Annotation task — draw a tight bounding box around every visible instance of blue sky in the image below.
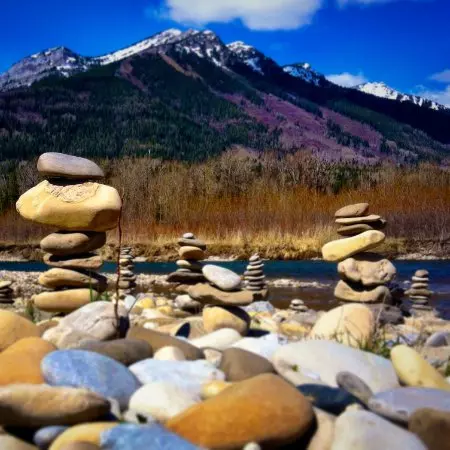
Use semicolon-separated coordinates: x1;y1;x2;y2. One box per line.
2;0;450;105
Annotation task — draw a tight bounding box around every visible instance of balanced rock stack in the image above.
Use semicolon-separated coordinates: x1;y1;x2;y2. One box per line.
167;233;206;284
289;299;308;313
16;152;121;314
244;254;267;292
406;269;434;313
322;203;397;304
0;280;13;304
118;247;136;299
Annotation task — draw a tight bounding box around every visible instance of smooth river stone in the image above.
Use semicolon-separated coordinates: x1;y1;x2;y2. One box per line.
391;345;450;391
190;328;243;351
337;253;396;286
43;253;103;271
337;224;375;236
334;280;391;303
188;283;260;306
40;231;106;256
178;238;207;250
0;384;110;427
310;304;374;348
37;152;105;180
0;310;40;352
0;435;38;450
335;214;381;225
336;371;374;405
34;426;68;449
16;180;121;231
176;260;203;271
129;359;224;397
167;271;205;284
179;246;205;260
409;408;450;450
202;265;242;291
100;424;200;450
219;348;275;381
332;409;426;450
42;350;141;409
39;268;107;291
166;374;314;449
202;305;250;335
369;387;450;423
33;289;99;314
415;269;430;278
272;340;399;393
335;203;370;218
406;288;433;297
322;231;386;262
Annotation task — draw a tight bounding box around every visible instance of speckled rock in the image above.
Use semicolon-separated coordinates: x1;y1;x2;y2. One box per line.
202;265;242;291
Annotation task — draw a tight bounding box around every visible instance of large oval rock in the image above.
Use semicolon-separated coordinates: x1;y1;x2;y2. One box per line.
273;340;398;393
42;350;141;409
335;203;369;218
167;373;315;449
179;246;205;260
40;232;106;256
219;348;275;381
332;409;426;450
322;231;385;262
37;153;105;180
337;253;396;286
43;254;103;271
127;327;204;361
16;180;121;231
0;337;56;385
203;305;250;335
43;327;98;350
334;280;391;304
310;304;374;347
232;333;284;360
39;269;107;291
188;283;258;306
0;384;110;427
202;265;241;291
0;310;40;352
190;328;242;351
33;290;99;314
391;345;450;390
129;359;224;397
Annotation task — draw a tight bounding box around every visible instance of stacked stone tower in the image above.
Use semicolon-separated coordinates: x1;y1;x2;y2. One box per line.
167;233;206;284
322;203;396;304
0;280;13;304
17;152;121;314
406;269;433;313
244;254;267;291
117;247;136;299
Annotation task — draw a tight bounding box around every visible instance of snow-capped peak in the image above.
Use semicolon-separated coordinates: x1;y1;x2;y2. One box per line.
283;62;325;87
227;41;254;53
227;41;266;75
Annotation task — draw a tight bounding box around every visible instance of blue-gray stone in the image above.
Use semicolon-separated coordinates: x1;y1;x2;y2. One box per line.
100;423;200;449
425;331;450;347
369;387;450;423
34;426;68;450
41;350;141;410
297;384;365;415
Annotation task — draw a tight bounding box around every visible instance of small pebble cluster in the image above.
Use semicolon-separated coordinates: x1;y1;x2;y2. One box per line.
322;202;397;304
117;247;136;300
243;254;267;292
0;280;13;303
406;269;434;314
167;233;206;284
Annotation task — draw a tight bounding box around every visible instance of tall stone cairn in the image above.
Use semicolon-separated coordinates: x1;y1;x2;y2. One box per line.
321;203;397;304
16;152;121;314
117;247;136;299
406;269;434;313
0;280;14;304
167;233;206;284
244;253;267;291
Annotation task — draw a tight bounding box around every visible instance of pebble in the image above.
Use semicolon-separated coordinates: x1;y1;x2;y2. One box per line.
334;280;391;304
409;408;450;450
100;423;200;450
176;260;203;271
190;328;242;351
37;152;105;180
0;310;40;352
129;382;199;421
273;340;399;393
166;374;315;449
203;305;250;335
310;304;374;347
321;230;386;262
335;203;370;218
369;387;450;423
336;371;374;405
0;384;110;427
332;409;426;450
33;290;98;313
42;350;141;410
16;180;122;232
40;231;106;256
391;345;450;390
129;359;225;397
415;269;430;278
202;265;242;291
219;348;275;381
34;426;68;450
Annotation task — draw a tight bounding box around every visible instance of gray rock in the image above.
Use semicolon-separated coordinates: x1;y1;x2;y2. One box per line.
43;253;103;270
334;280;392;304
174;295;202;312
183;232;195;239
336;371;373;405
337;224;375;236
37;152;104;180
415;270;430;278
425;331;450;347
188;283;265;306
34;425;68;449
40;231;106;256
232;333;286;360
243;301;275;314
335;214;381;225
412;276;429;283
177;260;203;271
178;238;206;250
202;265;242;291
249;254;261;262
334;203;370;218
167;272;206;284
247;263;264;270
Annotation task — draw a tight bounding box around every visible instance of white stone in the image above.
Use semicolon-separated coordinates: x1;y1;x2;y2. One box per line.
153;346;186;361
232;333;286;360
202;265;242;291
190;328;242;351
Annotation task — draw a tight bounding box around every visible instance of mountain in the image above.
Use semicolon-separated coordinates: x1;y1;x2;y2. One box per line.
356;81;447;112
0;28;449;165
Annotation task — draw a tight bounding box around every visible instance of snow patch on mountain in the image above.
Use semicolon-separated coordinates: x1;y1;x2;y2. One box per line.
283;63;324;86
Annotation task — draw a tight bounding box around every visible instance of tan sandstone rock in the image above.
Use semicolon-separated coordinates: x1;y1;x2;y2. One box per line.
33;289;99;313
334;280;392;304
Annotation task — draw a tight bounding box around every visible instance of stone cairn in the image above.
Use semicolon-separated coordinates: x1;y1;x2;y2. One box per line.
117;247;136;300
0;280;13;304
406;269;434;313
16;152;121;314
244;253;267;292
322;202;397;304
289;299;308;313
167;233;206;284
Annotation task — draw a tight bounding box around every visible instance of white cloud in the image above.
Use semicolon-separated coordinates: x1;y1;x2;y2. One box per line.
160;0;324;30
326;72;368;87
417;85;450;107
429;69;450;83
